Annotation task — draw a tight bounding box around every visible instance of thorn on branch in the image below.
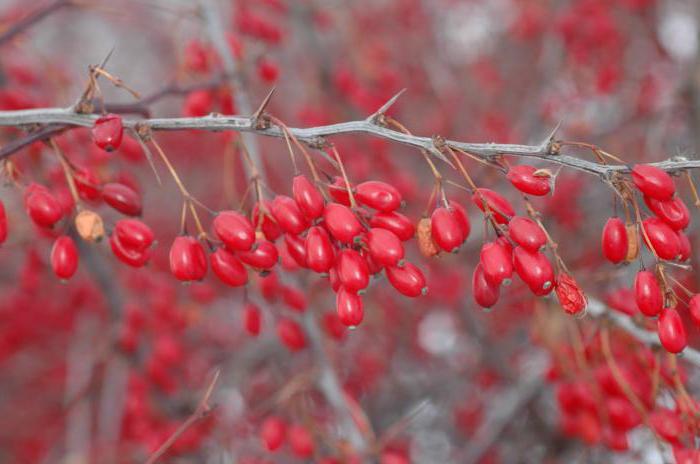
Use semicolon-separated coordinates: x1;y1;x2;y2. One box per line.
367;88;407;123
252;87;276;128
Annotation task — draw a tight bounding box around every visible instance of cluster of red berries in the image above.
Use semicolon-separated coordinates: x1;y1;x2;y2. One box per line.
545;329;700;459
601;164;693;353
166;175;425;329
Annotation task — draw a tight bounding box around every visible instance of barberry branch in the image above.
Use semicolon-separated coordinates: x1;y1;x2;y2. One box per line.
1;104;699;177
0;0;74;46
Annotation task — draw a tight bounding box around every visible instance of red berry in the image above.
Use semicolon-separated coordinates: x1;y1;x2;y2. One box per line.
0;200;7;245
601;217;628;264
293;174;324;220
92;113;123;151
210;248;248;287
277;318;306;351
689;294;700;327
73;168;102;201
369;211;415;241
257;58;279;82
238;239;278;270
508;216;546;252
513;248;554;295
644;195;690;230
355;180;402;212
284;234;308;268
631;164;675;200
114;219;154;251
213;211;255;252
243;303;261;336
335;248;370;292
634;270;663;317
328;176;352;205
282;285;307;312
365;228;404;267
449;200;471;240
305;226;335;273
336;286;364;326
658;307;686;354
260;416;286;451
642;217;680;260
606;397;640;431
102;182;142;216
506;165;551;196
385;262;427;297
288;424;314;458
431;207;464;252
649;408;683;445
472;188;514;224
169;236;208;282
271;195;309;235
182;90;213;117
50;235;78;280
480;240;513;286
252;201;282;241
472;263;500;308
323;203;362;244
25;185;63;228
322;312;346;340
109;233;150;267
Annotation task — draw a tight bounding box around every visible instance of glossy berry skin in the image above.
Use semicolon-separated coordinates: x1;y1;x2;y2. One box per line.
50;236;78;280
480;241;513;286
114;219;154;251
328;176;352;205
243;303;262;336
506;165;551;196
472;188;514;224
92;113;123;151
644;195;690;230
288;424;314;458
658;307;687;354
109;233;150;267
213;210;255;252
688;295;700;327
210;248;248;287
336;249;370;292
293;174;324;220
472;263;500;308
25;186;63;228
678;231;691;262
323;203;362;244
634;270;663;317
260;416;286;451
271;195;309;235
277;318;306;351
0;200;6;245
508;216;546;252
449;200;471;240
102;182;142;216
369;211;415;241
631;164;675;200
385;262;427;297
74;168;102;201
252;201;282;241
431;207;464;252
513;248;554;295
642;217;681;260
601;217;628;264
336;286;364;326
169;236;208;282
355;180;402;212
284;234;308;268
238;240;278;270
365;228;404;267
305;226;335;273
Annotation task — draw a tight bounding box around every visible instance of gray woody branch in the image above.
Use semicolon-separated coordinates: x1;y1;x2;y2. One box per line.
1;103;699;176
